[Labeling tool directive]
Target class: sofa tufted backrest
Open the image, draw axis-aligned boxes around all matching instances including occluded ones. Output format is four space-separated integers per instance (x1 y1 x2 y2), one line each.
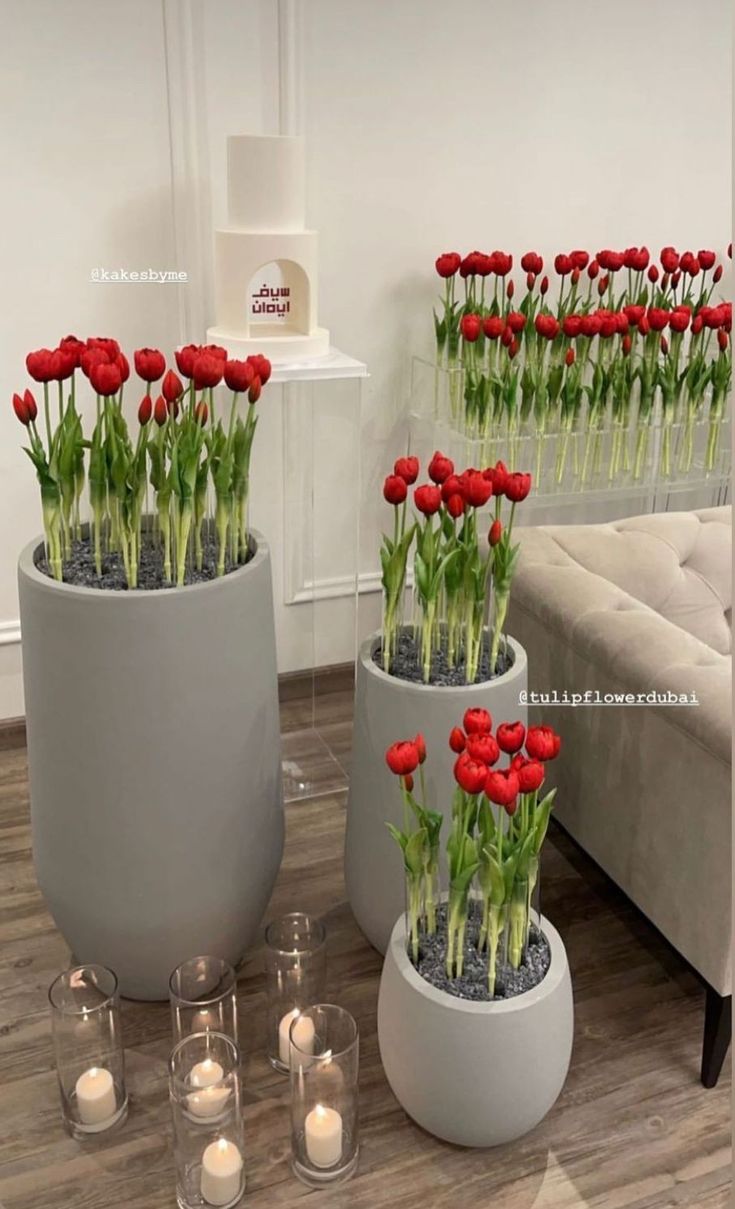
521 506 732 656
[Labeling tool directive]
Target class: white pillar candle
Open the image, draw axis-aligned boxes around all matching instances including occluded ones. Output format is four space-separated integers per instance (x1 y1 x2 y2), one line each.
278 1009 315 1067
200 1138 243 1206
190 1059 224 1088
75 1066 117 1126
305 1103 343 1168
186 1059 230 1119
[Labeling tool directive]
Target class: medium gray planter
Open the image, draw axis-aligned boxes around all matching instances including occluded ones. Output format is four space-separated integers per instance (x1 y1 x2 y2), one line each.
345 631 527 953
18 530 284 1000
378 910 573 1146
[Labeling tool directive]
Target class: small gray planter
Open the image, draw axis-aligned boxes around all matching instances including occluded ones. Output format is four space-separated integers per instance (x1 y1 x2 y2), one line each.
345 631 527 953
378 910 573 1146
18 530 284 1000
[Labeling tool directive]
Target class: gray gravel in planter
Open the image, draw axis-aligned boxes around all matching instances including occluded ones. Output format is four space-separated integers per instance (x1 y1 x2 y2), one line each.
374 627 513 686
414 902 550 1002
36 533 250 591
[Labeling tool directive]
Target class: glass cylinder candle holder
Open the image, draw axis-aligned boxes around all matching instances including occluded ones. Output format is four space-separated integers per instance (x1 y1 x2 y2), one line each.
48 964 128 1140
170 957 238 1046
170 1032 246 1209
289 1004 359 1187
265 913 326 1073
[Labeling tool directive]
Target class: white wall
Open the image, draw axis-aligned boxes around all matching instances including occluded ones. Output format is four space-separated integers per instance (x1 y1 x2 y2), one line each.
0 0 731 715
300 0 732 636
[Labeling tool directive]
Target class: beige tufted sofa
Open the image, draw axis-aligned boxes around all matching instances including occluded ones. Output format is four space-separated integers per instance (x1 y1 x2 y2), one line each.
510 505 732 1086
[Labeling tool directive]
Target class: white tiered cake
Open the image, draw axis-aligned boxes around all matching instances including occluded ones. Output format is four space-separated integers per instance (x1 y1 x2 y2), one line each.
207 135 330 363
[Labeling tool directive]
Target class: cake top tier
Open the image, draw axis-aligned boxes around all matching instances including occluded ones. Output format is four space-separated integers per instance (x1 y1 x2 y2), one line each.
227 135 306 233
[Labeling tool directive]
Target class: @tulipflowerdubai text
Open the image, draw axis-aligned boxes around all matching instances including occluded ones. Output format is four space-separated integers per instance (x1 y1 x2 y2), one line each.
519 689 699 707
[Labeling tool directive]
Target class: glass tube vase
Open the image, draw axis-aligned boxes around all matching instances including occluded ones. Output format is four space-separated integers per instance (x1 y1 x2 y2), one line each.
265 913 327 1073
289 1004 359 1187
48 964 128 1139
170 1032 246 1209
169 957 238 1046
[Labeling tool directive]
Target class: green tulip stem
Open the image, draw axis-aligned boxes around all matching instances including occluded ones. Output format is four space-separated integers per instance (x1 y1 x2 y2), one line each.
43 384 51 453
176 504 193 587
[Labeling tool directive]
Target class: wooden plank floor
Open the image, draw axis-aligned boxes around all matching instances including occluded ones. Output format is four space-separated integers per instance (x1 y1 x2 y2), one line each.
0 684 731 1209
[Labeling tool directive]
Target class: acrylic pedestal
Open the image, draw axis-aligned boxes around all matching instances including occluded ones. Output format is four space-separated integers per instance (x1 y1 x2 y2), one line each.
248 348 367 802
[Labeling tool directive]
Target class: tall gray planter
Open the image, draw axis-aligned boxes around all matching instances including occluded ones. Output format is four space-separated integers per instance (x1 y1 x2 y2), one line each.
18 530 284 1000
345 631 527 953
378 910 573 1146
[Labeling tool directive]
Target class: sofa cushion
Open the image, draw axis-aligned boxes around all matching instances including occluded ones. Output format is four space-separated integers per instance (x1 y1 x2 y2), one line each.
521 507 731 656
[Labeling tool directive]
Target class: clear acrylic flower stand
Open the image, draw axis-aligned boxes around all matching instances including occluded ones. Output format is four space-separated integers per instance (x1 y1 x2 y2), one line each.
249 350 367 802
409 355 730 524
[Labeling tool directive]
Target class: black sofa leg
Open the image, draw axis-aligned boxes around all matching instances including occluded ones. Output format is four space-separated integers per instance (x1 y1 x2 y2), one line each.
701 987 731 1088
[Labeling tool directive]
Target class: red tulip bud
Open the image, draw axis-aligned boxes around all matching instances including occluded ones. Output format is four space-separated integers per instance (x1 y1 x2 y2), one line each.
565 347 575 367
194 400 209 426
713 264 723 284
153 395 168 426
662 272 670 291
571 267 580 285
526 272 536 290
489 518 502 547
449 726 466 754
23 389 38 421
248 376 262 404
509 338 519 359
660 335 669 355
162 369 183 403
648 265 659 283
403 773 414 792
671 270 681 288
622 334 632 356
501 325 513 347
598 276 608 296
138 394 153 425
12 392 31 425
540 275 549 296
587 259 599 280
506 280 514 300
718 328 729 351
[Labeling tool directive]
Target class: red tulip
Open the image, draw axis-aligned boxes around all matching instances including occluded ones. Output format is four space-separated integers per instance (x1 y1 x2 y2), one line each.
698 250 716 270
454 752 488 795
48 347 76 381
647 307 669 332
441 474 464 503
580 313 602 338
497 721 526 754
428 451 454 484
521 252 543 275
535 314 559 340
490 460 508 496
506 280 515 300
526 272 536 290
248 376 262 404
162 369 184 403
25 349 55 383
669 309 690 333
489 518 502 547
660 246 679 274
175 344 200 379
435 252 461 278
449 726 466 754
713 264 723 284
12 392 31 425
563 314 582 338
570 249 589 270
623 305 646 327
463 707 492 735
386 740 420 776
718 329 729 352
414 484 442 515
463 472 493 508
89 360 123 396
134 347 165 383
491 251 513 277
247 353 272 384
59 335 86 367
192 353 224 389
460 313 482 343
540 275 549 296
622 334 632 356
383 474 407 505
466 733 500 766
554 253 573 276
394 455 419 484
482 315 504 340
525 725 561 761
138 395 153 425
222 360 253 393
485 768 519 809
514 757 545 793
587 259 599 280
153 396 168 426
414 733 427 764
506 311 526 334
446 493 465 519
679 251 700 277
505 472 532 502
565 347 575 367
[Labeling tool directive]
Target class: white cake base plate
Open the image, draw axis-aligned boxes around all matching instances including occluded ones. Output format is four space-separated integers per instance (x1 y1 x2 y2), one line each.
206 325 330 363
